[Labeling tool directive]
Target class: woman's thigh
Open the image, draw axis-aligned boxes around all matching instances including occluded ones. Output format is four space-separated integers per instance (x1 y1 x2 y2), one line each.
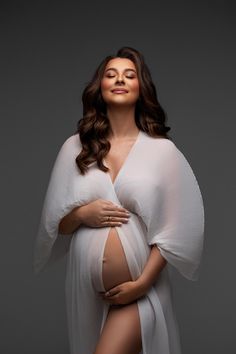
94 302 142 354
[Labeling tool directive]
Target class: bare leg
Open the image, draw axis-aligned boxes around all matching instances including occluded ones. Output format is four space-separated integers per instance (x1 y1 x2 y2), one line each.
94 227 142 354
94 302 142 354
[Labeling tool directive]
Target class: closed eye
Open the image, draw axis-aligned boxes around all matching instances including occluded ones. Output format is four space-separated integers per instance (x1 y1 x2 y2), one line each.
106 75 135 79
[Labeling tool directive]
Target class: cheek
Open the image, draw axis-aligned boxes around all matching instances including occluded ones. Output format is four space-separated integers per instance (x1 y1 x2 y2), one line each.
101 79 111 92
130 80 139 94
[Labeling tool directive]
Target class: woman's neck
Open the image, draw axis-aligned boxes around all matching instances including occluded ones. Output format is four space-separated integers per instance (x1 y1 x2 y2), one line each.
106 105 139 139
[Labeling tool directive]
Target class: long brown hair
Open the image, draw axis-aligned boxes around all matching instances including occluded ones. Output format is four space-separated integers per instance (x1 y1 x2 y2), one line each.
74 46 172 175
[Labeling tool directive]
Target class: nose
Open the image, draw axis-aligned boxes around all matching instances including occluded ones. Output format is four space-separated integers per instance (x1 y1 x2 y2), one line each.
116 74 125 84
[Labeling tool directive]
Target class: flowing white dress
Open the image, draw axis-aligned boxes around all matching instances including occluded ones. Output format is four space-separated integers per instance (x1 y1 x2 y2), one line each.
33 130 205 354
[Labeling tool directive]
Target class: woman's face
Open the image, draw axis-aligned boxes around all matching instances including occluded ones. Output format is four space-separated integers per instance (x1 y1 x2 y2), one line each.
100 57 140 108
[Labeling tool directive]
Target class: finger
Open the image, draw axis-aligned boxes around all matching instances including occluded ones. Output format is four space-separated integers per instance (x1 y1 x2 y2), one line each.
100 216 129 224
115 207 130 215
100 214 121 223
100 221 122 227
105 287 120 297
102 200 115 206
103 204 130 214
111 211 131 218
99 293 112 301
101 211 130 220
114 217 130 223
98 291 117 301
106 295 121 305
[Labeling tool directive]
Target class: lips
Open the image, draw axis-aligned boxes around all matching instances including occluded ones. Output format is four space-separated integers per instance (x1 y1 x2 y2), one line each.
111 88 128 93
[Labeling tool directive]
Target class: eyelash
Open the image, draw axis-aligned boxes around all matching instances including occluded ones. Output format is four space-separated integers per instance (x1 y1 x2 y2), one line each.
106 74 135 79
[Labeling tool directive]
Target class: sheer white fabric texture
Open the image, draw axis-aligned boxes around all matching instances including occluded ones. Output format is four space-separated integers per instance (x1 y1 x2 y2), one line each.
33 130 205 354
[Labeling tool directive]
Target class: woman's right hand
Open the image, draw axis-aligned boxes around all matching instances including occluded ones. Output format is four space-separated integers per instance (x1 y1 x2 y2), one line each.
78 199 130 228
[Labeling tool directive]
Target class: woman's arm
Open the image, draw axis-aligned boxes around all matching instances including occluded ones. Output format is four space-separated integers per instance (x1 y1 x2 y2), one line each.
102 245 167 304
58 206 83 234
135 245 167 296
58 199 130 234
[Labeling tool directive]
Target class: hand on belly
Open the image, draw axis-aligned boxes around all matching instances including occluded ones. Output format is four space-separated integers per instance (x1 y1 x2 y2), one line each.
99 227 145 306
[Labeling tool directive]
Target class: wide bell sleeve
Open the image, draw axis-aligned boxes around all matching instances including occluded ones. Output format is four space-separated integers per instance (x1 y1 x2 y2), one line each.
146 140 205 281
33 135 85 275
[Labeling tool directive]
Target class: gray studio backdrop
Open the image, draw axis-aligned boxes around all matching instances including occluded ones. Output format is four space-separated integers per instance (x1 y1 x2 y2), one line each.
1 1 235 353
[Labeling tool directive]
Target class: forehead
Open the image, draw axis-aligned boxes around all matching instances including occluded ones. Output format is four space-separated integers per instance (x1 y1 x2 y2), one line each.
105 57 136 70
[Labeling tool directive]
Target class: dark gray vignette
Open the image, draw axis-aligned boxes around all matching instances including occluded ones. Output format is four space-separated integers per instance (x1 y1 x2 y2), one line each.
0 1 235 353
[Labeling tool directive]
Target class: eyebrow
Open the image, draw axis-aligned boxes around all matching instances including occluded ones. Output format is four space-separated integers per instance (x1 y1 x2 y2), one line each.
104 67 137 73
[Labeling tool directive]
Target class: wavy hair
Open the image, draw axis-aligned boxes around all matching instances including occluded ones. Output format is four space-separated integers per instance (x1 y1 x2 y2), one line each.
74 46 172 175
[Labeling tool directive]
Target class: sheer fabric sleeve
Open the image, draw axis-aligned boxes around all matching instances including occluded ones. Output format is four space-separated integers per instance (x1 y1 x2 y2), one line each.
147 141 205 281
33 135 84 275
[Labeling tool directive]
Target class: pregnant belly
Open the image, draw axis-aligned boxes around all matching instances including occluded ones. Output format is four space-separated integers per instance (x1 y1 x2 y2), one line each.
102 227 133 292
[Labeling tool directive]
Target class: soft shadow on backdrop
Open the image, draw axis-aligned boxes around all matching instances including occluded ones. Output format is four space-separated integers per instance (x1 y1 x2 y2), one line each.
1 1 235 353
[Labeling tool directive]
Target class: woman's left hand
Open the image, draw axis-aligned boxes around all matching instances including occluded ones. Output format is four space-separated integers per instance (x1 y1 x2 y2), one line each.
99 280 146 305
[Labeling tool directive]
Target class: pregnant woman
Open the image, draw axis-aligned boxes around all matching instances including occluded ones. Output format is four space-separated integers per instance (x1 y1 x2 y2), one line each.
33 46 205 354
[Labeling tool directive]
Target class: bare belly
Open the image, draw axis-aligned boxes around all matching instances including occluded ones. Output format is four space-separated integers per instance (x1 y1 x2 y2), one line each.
102 227 132 292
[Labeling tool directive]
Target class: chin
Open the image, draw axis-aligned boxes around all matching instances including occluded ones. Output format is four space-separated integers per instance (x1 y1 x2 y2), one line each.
105 97 138 106
108 101 136 108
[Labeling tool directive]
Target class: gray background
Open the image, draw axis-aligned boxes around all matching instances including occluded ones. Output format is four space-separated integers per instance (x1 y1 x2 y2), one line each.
1 1 235 353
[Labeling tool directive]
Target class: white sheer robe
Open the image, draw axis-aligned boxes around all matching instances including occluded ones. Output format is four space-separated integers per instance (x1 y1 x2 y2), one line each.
33 130 205 354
